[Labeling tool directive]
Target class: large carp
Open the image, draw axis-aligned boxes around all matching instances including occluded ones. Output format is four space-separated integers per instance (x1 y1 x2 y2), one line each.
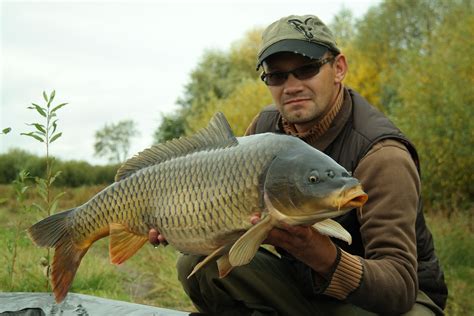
28 112 367 303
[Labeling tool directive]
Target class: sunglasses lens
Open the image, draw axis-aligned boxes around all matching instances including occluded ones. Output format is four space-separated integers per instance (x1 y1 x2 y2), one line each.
293 64 320 80
264 72 287 86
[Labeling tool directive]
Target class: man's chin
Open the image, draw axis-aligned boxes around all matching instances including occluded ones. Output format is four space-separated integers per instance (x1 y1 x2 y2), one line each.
283 111 316 124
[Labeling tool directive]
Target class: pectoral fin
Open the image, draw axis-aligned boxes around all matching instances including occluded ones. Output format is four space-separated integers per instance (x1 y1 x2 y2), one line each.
313 219 352 245
228 215 273 267
109 223 148 265
217 254 233 278
187 245 227 279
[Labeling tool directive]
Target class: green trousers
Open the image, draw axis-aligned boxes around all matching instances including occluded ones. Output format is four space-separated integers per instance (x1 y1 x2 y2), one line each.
177 249 444 316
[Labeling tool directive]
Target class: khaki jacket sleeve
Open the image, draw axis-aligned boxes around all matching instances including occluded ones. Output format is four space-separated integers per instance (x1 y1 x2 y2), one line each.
323 139 419 314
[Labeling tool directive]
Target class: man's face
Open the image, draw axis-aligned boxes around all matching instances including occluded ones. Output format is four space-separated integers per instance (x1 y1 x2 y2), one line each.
262 52 341 131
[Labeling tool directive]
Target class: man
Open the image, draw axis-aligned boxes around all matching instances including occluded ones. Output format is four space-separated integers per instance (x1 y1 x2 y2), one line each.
150 15 447 315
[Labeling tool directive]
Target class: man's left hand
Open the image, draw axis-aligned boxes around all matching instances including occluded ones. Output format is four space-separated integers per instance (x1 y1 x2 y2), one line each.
250 215 337 277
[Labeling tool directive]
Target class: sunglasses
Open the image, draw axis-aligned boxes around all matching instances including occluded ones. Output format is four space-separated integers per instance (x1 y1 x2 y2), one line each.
260 57 334 86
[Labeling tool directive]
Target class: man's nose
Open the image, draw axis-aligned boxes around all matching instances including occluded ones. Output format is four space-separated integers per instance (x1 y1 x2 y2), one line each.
283 73 304 94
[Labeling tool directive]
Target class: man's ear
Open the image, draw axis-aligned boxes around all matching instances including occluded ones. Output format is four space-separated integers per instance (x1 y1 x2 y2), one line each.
334 54 348 83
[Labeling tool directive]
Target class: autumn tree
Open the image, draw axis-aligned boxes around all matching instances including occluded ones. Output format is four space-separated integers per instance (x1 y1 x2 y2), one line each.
331 0 473 210
186 78 272 136
153 29 263 142
338 0 447 112
153 1 473 211
392 1 473 211
94 120 139 163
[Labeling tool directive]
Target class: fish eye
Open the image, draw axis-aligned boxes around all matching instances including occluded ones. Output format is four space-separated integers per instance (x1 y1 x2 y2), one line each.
308 171 320 183
326 170 335 178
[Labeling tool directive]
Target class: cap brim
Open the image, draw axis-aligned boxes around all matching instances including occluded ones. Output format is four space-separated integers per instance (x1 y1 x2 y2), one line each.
257 39 328 69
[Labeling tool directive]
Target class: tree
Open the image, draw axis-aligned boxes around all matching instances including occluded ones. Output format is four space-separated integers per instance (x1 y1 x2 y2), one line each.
186 78 272 136
94 120 139 163
152 113 186 144
342 0 447 112
152 28 264 141
330 7 355 44
392 1 473 211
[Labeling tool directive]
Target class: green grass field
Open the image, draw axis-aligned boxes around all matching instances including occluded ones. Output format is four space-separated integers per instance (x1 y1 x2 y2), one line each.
0 184 195 312
0 184 472 315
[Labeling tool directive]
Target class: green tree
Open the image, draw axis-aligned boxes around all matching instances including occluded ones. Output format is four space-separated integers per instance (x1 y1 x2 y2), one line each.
392 1 473 211
177 29 262 111
342 0 448 112
330 7 355 44
153 113 186 144
182 29 262 135
154 50 232 141
94 120 139 163
334 0 473 211
186 78 272 136
152 29 263 140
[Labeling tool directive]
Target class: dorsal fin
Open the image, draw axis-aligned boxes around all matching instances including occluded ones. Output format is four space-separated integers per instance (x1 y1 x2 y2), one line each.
114 112 238 181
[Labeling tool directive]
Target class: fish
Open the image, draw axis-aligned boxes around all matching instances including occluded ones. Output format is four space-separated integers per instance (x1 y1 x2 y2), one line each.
28 112 368 303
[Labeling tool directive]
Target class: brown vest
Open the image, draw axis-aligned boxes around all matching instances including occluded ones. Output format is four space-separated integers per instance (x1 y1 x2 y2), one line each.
252 88 448 309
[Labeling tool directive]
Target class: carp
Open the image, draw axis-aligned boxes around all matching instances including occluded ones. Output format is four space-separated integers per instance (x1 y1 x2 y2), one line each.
28 112 368 303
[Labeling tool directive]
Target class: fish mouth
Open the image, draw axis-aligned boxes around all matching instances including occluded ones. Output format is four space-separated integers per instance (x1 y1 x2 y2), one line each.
339 184 368 210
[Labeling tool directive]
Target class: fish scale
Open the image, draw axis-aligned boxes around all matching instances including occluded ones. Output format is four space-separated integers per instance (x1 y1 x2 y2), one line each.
144 150 261 253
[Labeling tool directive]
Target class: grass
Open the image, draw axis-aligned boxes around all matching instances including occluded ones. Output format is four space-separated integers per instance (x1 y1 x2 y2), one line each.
0 184 472 315
426 211 474 315
0 184 195 312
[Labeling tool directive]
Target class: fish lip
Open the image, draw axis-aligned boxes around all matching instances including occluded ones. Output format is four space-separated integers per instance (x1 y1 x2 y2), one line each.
339 185 368 209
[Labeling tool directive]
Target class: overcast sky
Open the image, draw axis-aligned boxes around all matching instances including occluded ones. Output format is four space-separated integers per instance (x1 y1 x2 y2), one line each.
1 0 380 165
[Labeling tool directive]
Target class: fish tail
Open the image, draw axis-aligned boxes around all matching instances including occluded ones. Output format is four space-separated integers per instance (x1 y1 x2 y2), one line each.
28 208 89 303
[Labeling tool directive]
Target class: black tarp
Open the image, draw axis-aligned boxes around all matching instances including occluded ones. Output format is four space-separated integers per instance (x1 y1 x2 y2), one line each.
0 292 189 316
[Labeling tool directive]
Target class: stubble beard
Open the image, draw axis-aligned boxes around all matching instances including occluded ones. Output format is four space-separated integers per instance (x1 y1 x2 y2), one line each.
281 104 325 125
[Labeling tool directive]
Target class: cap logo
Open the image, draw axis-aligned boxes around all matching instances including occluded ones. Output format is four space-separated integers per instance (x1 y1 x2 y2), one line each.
288 18 315 40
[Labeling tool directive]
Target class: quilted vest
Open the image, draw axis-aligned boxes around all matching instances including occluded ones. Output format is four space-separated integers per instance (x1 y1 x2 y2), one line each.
252 88 448 309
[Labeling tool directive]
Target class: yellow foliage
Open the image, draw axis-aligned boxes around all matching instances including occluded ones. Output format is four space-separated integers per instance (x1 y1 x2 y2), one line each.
393 6 474 210
342 43 382 108
183 28 270 137
229 28 263 77
185 79 272 136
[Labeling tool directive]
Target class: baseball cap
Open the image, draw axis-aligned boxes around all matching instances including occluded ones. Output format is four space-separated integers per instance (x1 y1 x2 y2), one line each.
257 15 340 69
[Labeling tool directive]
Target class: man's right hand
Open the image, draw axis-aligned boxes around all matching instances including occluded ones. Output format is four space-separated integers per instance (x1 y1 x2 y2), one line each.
148 228 168 247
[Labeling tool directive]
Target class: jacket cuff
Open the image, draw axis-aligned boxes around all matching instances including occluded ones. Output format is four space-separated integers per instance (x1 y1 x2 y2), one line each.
323 248 363 300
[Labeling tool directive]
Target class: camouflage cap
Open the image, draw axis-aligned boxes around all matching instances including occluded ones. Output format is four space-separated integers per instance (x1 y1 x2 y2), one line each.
257 15 340 69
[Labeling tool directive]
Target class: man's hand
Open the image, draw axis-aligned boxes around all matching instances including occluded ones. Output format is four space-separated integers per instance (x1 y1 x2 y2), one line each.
148 228 168 247
250 215 337 277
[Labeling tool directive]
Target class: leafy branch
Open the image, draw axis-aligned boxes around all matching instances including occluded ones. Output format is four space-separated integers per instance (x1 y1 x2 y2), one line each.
22 90 67 146
22 90 68 291
2 127 12 134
